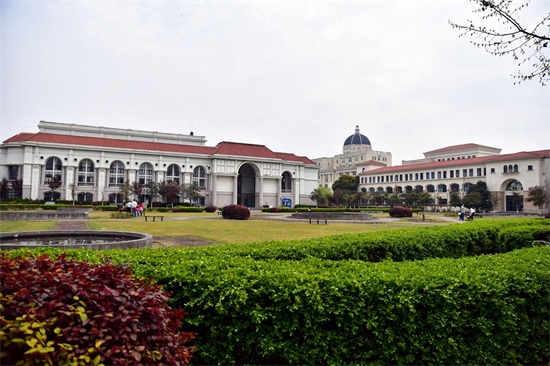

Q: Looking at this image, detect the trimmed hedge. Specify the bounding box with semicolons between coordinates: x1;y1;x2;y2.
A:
4;219;549;365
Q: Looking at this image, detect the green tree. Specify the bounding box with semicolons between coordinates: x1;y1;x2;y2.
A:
449;0;549;85
525;185;546;210
181;182;200;204
332;175;359;194
417;192;434;209
145;182;159;205
132;181;144;200
463;191;482;209
449;190;462;207
386;192;403;207
465;181;493;211
402;191;418;206
119;180;133;202
310;186;332;207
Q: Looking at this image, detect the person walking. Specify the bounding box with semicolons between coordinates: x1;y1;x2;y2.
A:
469;207;476;220
460;204;465;221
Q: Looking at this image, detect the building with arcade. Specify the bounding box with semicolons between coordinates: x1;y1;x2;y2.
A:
0;121;319;208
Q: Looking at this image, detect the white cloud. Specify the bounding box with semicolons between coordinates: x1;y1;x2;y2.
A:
1;1;548;165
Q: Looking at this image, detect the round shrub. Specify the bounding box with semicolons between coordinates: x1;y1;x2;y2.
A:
0;253;194;365
268;207;280;212
204;205;217;213
221;204;250;220
389;205;413;218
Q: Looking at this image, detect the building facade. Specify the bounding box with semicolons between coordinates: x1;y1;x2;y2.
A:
357;143;550;212
0;121;319;208
313;126;392;188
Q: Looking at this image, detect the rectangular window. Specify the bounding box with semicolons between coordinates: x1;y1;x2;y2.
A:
469;168;474;177
415;173;419;180
426;172;430;180
490;168;495;173
463;169;467;177
8;166;19;180
437;171;441;179
527;165;533;171
431;172;435;179
443;171;447;179
477;168;482;176
450;170;454;178
420;173;423;180
456;170;460;178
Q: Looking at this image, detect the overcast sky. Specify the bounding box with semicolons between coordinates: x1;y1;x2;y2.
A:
1;1;548;164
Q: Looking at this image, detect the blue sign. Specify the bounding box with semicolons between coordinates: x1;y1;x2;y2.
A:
281;198;292;208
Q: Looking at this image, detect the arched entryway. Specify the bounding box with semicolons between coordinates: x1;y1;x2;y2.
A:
238;163;257;207
503;179;524;211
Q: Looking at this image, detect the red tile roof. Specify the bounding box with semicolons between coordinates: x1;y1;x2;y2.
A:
212;141;281;159
424;143;497;154
360;150;550;175
3;132;316;164
356;160;387;167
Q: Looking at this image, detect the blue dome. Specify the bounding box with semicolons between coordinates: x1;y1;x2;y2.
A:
344;126;371;146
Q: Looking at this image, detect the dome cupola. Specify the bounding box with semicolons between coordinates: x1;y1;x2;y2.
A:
344;125;371;146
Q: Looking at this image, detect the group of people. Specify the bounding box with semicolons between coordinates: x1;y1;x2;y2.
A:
122;200;144;217
459;204;475;221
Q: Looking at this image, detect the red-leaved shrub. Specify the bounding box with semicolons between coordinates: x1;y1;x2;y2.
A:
221;204;250;220
204;205;217;213
389;206;413;218
0;253;194;365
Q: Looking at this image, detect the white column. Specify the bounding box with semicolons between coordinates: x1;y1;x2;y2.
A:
97;168;106;201
65;166;75;200
259;177;264;208
233;175;238;204
212;174;218;207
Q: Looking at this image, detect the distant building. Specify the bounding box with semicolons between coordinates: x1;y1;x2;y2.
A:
313;126;392;188
0;121;319;208
358;143;550;212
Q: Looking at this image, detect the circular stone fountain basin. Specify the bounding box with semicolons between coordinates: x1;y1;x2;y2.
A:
0;231;152;250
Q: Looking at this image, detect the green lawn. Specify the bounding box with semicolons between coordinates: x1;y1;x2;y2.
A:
0;211;454;245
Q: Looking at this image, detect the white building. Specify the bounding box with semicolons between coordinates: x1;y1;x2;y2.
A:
314;126;392;187
0;121;319;208
358;143;550;212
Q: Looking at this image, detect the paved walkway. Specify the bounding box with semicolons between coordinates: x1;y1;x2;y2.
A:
51;221;91;231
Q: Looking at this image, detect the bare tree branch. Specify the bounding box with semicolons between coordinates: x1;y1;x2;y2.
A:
449;0;549;85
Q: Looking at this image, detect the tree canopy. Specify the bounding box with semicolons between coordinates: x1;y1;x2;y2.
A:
331;175;359;194
449;0;549;85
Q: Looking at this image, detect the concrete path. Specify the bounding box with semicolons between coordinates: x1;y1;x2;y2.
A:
51;221;91;231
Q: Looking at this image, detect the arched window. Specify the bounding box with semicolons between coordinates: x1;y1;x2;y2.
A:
415;185;423;193
78;159;94;186
281;172;292;192
369;187;375;192
437;184;447;193
45;157;62;181
193;166;206;189
463;183;472;193
377;187;384;192
108;193;124;204
426;185;435;193
166;164;180;183
405;186;413;192
513;164;519;172
506;180;523;191
109;161;125;187
503;165;508;173
77;192;93;203
508;164;513;172
386;187;393;193
138;163;154;184
450;183;460;192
